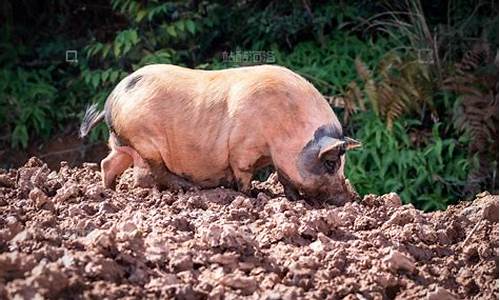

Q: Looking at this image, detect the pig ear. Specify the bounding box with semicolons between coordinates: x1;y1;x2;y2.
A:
344;137;362;150
318;139;345;160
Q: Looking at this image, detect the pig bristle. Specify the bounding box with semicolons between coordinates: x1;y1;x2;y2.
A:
79;103;105;138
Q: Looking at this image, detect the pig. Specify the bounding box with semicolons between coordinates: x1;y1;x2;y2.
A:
80;64;361;201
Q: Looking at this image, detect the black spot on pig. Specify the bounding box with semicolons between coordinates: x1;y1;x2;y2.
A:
125;75;143;91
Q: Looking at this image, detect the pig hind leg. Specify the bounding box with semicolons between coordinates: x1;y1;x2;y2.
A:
117;147;156;188
101;135;154;189
101;149;132;189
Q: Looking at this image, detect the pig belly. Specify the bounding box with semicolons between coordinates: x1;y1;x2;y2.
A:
194;168;235;188
171;166;235;188
160;148;235;189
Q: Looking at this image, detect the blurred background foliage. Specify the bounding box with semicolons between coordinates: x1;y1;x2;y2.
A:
0;0;498;210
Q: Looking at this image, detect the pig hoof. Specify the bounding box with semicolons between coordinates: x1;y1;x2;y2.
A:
233;179;252;196
249;189;260;198
103;180;117;191
284;186;301;201
188;185;201;192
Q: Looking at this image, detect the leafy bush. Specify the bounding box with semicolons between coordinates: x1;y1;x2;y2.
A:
342;0;498;200
211;32;397;96
443;41;499;194
345;112;471;211
0;68;57;148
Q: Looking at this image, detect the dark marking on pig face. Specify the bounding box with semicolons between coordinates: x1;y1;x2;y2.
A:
313;123;343;143
296;124;361;199
125;75;143;91
298;124;344;176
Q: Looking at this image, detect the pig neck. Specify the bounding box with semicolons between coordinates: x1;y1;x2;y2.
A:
269;133;309;189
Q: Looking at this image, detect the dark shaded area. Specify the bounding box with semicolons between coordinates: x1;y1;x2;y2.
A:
0;132;107;170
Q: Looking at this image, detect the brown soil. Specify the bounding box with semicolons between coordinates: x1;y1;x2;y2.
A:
0;157;498;299
0;133;107;170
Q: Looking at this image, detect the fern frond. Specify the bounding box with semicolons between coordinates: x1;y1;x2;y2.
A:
444;40;498;194
355;57;371;81
352;53;435;128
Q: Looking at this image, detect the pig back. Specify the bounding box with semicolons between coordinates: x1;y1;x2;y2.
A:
109;65;235;185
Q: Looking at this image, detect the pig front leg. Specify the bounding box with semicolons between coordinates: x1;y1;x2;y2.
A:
229;148;263;195
232;169;253;194
277;171;301;201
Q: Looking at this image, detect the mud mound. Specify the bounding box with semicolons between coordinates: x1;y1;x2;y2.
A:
0;158;498;299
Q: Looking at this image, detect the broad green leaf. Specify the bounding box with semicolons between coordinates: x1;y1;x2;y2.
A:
176;20;185;32
110;70;119;83
91;74;100;89
102;44;111;59
136;10;147;22
113;42;121;58
186;20;196;34
166;25;177;37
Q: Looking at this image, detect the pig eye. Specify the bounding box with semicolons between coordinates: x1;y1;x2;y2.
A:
323;159;337;173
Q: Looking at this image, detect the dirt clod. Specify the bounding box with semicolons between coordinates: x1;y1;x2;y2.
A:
0;174;15;188
383;249;416;273
0;158;498;299
220;273;257;295
427;286;458;300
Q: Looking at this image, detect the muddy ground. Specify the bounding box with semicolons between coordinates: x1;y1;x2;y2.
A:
0;158;498;299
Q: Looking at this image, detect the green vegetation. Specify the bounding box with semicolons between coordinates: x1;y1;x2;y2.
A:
1;0;498;210
345;113;471;211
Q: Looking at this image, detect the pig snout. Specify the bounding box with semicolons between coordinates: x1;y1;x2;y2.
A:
299;175;356;205
322;177;359;205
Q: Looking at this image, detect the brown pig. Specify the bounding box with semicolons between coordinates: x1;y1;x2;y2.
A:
80;64;361;201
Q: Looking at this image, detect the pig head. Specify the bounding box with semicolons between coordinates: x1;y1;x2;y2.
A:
275;123;361;203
